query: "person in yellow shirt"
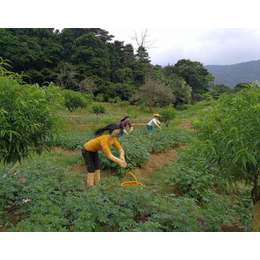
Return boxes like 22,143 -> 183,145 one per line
82,123 -> 127,186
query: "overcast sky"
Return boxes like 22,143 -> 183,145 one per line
106,28 -> 260,67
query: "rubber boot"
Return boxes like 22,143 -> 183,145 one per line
86,173 -> 94,186
94,170 -> 100,185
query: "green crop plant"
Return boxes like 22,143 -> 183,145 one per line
194,82 -> 260,231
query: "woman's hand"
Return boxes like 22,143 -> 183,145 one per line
118,160 -> 127,168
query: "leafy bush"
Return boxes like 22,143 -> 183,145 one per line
160,105 -> 177,127
108,98 -> 115,104
202,90 -> 220,100
194,83 -> 260,231
165,144 -> 252,231
91,104 -> 106,115
118,100 -> 130,108
177,104 -> 191,111
94,94 -> 104,102
139,103 -> 146,112
43,82 -> 64,108
0,72 -> 61,164
82,93 -> 94,103
62,90 -> 87,112
114,96 -> 122,103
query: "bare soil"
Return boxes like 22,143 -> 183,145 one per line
175,119 -> 193,130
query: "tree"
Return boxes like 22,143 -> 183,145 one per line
195,82 -> 260,231
57,62 -> 79,90
0,29 -> 63,85
62,90 -> 87,112
135,78 -> 175,112
0,60 -> 61,164
91,104 -> 106,116
233,82 -> 251,93
135,46 -> 150,64
160,105 -> 177,127
165,75 -> 192,106
213,84 -> 231,94
173,59 -> 214,101
71,33 -> 110,83
78,77 -> 97,94
100,82 -> 134,101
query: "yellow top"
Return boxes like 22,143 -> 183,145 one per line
84,135 -> 122,157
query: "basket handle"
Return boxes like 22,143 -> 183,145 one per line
123,172 -> 138,183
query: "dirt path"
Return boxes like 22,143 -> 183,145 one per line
133,147 -> 183,181
176,119 -> 193,130
129,119 -> 192,180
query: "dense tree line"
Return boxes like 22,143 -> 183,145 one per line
0,28 -> 215,105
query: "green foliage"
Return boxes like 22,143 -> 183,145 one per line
43,82 -> 65,108
160,105 -> 177,127
62,90 -> 87,112
0,72 -> 61,164
164,75 -> 192,106
136,78 -> 175,112
94,94 -> 104,102
202,90 -> 220,100
213,84 -> 231,94
233,82 -> 251,93
108,98 -> 115,104
0,163 -> 204,232
114,68 -> 133,83
91,104 -> 106,115
98,129 -> 191,175
139,103 -> 146,112
194,83 -> 260,185
51,128 -> 191,176
118,100 -> 130,108
115,96 -> 122,103
165,143 -> 252,231
82,93 -> 94,102
172,59 -> 214,100
177,104 -> 191,111
194,82 -> 260,210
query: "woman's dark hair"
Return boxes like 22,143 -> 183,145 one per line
120,116 -> 130,122
95,123 -> 120,136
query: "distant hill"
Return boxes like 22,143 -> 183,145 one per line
204,59 -> 260,88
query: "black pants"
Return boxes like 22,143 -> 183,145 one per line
82,149 -> 101,173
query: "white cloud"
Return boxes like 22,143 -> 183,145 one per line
107,28 -> 260,66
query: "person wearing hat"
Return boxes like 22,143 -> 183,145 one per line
147,114 -> 162,132
82,123 -> 127,186
118,115 -> 133,137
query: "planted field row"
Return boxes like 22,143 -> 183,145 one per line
52,129 -> 192,175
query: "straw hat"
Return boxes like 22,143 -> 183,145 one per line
153,113 -> 162,118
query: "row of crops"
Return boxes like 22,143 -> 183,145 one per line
52,128 -> 192,175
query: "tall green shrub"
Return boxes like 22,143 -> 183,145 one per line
160,105 -> 177,127
194,82 -> 260,231
62,90 -> 87,112
0,64 -> 62,164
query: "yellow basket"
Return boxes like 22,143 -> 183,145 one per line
121,172 -> 143,189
